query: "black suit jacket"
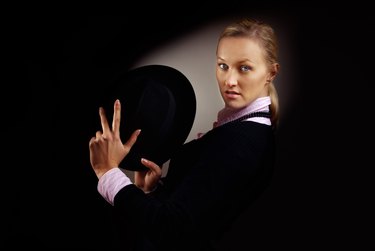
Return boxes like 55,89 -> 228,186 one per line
112,121 -> 276,250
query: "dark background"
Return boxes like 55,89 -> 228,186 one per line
4,3 -> 374,250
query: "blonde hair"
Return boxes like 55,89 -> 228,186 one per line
219,18 -> 280,128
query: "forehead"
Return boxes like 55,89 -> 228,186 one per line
217,37 -> 264,61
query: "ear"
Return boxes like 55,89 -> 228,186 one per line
267,63 -> 280,82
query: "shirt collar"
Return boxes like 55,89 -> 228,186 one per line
215,96 -> 271,127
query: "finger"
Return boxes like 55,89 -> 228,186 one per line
141,158 -> 162,176
95,131 -> 102,139
99,107 -> 111,136
112,99 -> 121,138
124,129 -> 141,150
89,136 -> 96,147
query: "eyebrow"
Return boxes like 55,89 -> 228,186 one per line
217,57 -> 255,64
239,59 -> 255,64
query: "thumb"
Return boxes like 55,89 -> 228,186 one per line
141,158 -> 162,176
123,129 -> 141,150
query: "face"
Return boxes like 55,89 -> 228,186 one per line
216,37 -> 274,109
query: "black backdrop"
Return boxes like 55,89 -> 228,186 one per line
4,3 -> 374,250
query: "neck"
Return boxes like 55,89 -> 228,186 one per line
216,96 -> 271,127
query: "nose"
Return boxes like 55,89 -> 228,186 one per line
225,70 -> 238,87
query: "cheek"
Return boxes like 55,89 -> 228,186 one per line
245,73 -> 266,88
216,71 -> 224,85
240,76 -> 264,95
215,69 -> 221,80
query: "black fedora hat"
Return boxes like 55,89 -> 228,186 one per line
101,64 -> 196,171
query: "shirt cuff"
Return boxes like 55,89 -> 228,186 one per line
97,168 -> 133,206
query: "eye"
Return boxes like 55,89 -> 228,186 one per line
218,63 -> 228,70
240,65 -> 252,72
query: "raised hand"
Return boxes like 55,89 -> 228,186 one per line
89,99 -> 141,179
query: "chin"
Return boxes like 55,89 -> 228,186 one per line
224,101 -> 246,110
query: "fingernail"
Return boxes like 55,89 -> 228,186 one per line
141,158 -> 148,163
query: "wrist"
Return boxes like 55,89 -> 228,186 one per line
95,166 -> 115,180
144,185 -> 158,194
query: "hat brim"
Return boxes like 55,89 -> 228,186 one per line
101,65 -> 196,171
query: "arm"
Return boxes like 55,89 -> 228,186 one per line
89,99 -> 274,248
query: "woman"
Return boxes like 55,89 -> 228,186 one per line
89,18 -> 280,250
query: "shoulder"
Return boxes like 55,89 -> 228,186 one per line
206,121 -> 274,146
197,121 -> 275,161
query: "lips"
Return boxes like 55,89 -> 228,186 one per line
224,90 -> 240,99
225,90 -> 240,95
